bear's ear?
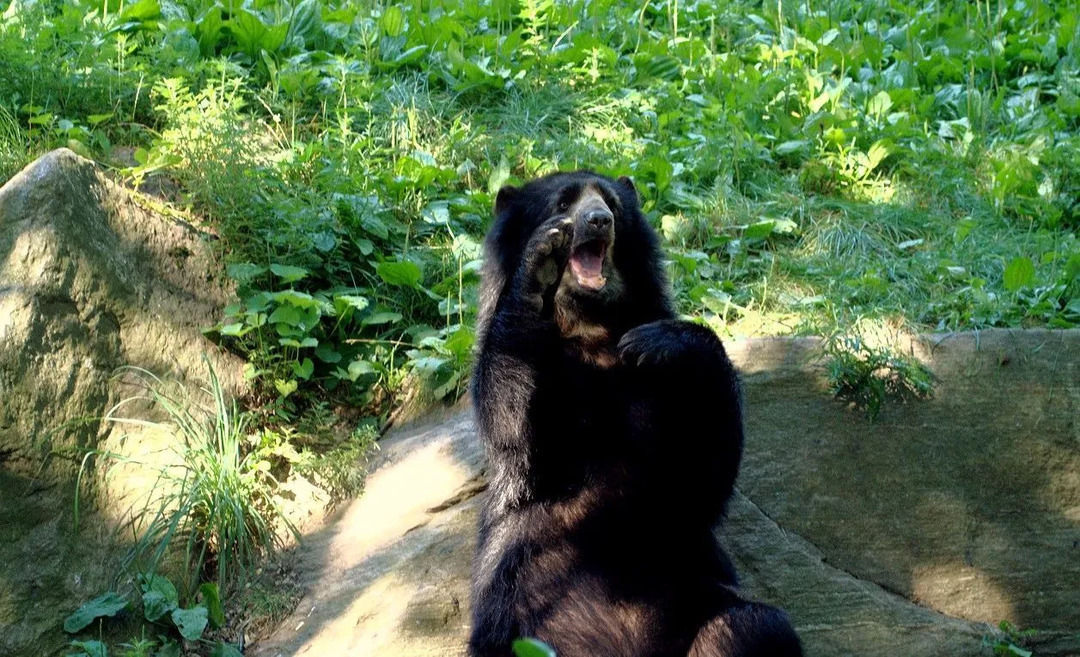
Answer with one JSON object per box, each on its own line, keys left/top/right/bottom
{"left": 495, "top": 185, "right": 520, "bottom": 216}
{"left": 616, "top": 175, "right": 637, "bottom": 200}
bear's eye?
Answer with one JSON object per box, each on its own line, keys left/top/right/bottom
{"left": 557, "top": 200, "right": 571, "bottom": 212}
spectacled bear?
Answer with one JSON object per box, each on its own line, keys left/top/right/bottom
{"left": 469, "top": 171, "right": 802, "bottom": 657}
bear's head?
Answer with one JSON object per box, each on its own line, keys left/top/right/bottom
{"left": 478, "top": 170, "right": 673, "bottom": 342}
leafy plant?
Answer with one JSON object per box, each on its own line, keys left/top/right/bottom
{"left": 512, "top": 637, "right": 557, "bottom": 657}
{"left": 63, "top": 574, "right": 239, "bottom": 657}
{"left": 824, "top": 333, "right": 934, "bottom": 421}
{"left": 984, "top": 620, "right": 1037, "bottom": 656}
{"left": 87, "top": 362, "right": 294, "bottom": 594}
{"left": 5, "top": 0, "right": 1080, "bottom": 409}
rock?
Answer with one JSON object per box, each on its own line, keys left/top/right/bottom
{"left": 254, "top": 329, "right": 1080, "bottom": 657}
{"left": 733, "top": 330, "right": 1080, "bottom": 654}
{"left": 0, "top": 149, "right": 240, "bottom": 656}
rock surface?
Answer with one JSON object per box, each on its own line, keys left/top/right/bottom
{"left": 0, "top": 149, "right": 239, "bottom": 656}
{"left": 254, "top": 330, "right": 1080, "bottom": 657}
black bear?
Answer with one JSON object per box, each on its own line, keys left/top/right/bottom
{"left": 469, "top": 170, "right": 802, "bottom": 657}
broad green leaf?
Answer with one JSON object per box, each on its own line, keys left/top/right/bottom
{"left": 488, "top": 155, "right": 511, "bottom": 195}
{"left": 268, "top": 304, "right": 303, "bottom": 326}
{"left": 380, "top": 5, "right": 404, "bottom": 37}
{"left": 774, "top": 140, "right": 808, "bottom": 156}
{"left": 67, "top": 640, "right": 108, "bottom": 657}
{"left": 141, "top": 590, "right": 172, "bottom": 622}
{"left": 744, "top": 221, "right": 775, "bottom": 240}
{"left": 818, "top": 28, "right": 840, "bottom": 45}
{"left": 867, "top": 90, "right": 892, "bottom": 117}
{"left": 376, "top": 260, "right": 422, "bottom": 287}
{"left": 219, "top": 323, "right": 248, "bottom": 337}
{"left": 229, "top": 9, "right": 287, "bottom": 57}
{"left": 272, "top": 289, "right": 319, "bottom": 309}
{"left": 287, "top": 0, "right": 321, "bottom": 43}
{"left": 199, "top": 583, "right": 225, "bottom": 629}
{"left": 195, "top": 6, "right": 224, "bottom": 56}
{"left": 274, "top": 379, "right": 298, "bottom": 397}
{"left": 139, "top": 573, "right": 178, "bottom": 621}
{"left": 270, "top": 264, "right": 309, "bottom": 283}
{"left": 64, "top": 592, "right": 128, "bottom": 633}
{"left": 347, "top": 359, "right": 375, "bottom": 380}
{"left": 1064, "top": 253, "right": 1080, "bottom": 281}
{"left": 334, "top": 294, "right": 369, "bottom": 316}
{"left": 227, "top": 263, "right": 267, "bottom": 282}
{"left": 410, "top": 356, "right": 448, "bottom": 373}
{"left": 443, "top": 328, "right": 475, "bottom": 358}
{"left": 361, "top": 311, "right": 402, "bottom": 326}
{"left": 171, "top": 606, "right": 208, "bottom": 641}
{"left": 314, "top": 344, "right": 343, "bottom": 363}
{"left": 512, "top": 638, "right": 557, "bottom": 657}
{"left": 1003, "top": 257, "right": 1035, "bottom": 292}
{"left": 292, "top": 358, "right": 314, "bottom": 380}
{"left": 210, "top": 642, "right": 244, "bottom": 657}
{"left": 865, "top": 140, "right": 892, "bottom": 171}
{"left": 120, "top": 0, "right": 159, "bottom": 21}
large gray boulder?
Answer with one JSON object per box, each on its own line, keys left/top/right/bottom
{"left": 0, "top": 149, "right": 240, "bottom": 656}
{"left": 254, "top": 330, "right": 1080, "bottom": 657}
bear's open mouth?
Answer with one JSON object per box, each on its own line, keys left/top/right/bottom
{"left": 569, "top": 240, "right": 608, "bottom": 291}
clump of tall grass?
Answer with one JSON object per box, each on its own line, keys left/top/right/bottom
{"left": 0, "top": 103, "right": 28, "bottom": 182}
{"left": 81, "top": 361, "right": 293, "bottom": 594}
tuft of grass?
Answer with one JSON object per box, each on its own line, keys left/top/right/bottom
{"left": 88, "top": 362, "right": 294, "bottom": 595}
{"left": 823, "top": 332, "right": 934, "bottom": 421}
{"left": 0, "top": 103, "right": 29, "bottom": 182}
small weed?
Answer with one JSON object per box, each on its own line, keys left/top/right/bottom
{"left": 295, "top": 423, "right": 378, "bottom": 506}
{"left": 984, "top": 620, "right": 1037, "bottom": 656}
{"left": 824, "top": 333, "right": 933, "bottom": 421}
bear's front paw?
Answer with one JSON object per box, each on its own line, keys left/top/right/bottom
{"left": 517, "top": 216, "right": 574, "bottom": 309}
{"left": 618, "top": 320, "right": 721, "bottom": 368}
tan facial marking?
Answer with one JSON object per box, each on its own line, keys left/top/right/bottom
{"left": 567, "top": 183, "right": 608, "bottom": 216}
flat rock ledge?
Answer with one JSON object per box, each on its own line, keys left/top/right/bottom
{"left": 255, "top": 329, "right": 1080, "bottom": 657}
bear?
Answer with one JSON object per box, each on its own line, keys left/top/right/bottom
{"left": 469, "top": 170, "right": 802, "bottom": 657}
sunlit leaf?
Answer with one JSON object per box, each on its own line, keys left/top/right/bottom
{"left": 270, "top": 264, "right": 309, "bottom": 283}
{"left": 64, "top": 593, "right": 127, "bottom": 633}
{"left": 1003, "top": 257, "right": 1035, "bottom": 292}
{"left": 171, "top": 606, "right": 208, "bottom": 641}
{"left": 376, "top": 261, "right": 422, "bottom": 287}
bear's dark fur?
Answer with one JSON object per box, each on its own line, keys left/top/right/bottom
{"left": 469, "top": 171, "right": 802, "bottom": 657}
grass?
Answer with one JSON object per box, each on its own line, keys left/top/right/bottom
{"left": 93, "top": 364, "right": 291, "bottom": 595}
{"left": 3, "top": 0, "right": 1078, "bottom": 422}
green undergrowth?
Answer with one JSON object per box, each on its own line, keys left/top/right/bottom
{"left": 2, "top": 0, "right": 1078, "bottom": 416}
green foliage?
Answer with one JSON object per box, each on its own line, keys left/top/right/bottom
{"left": 86, "top": 363, "right": 293, "bottom": 594}
{"left": 3, "top": 0, "right": 1079, "bottom": 411}
{"left": 984, "top": 620, "right": 1037, "bottom": 656}
{"left": 292, "top": 422, "right": 379, "bottom": 505}
{"left": 63, "top": 592, "right": 128, "bottom": 633}
{"left": 824, "top": 333, "right": 933, "bottom": 420}
{"left": 64, "top": 574, "right": 238, "bottom": 657}
{"left": 512, "top": 637, "right": 558, "bottom": 657}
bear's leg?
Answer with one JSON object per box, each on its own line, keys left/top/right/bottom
{"left": 468, "top": 516, "right": 529, "bottom": 656}
{"left": 688, "top": 602, "right": 803, "bottom": 657}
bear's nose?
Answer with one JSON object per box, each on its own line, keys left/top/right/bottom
{"left": 584, "top": 208, "right": 613, "bottom": 228}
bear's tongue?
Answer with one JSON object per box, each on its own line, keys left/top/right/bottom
{"left": 570, "top": 241, "right": 607, "bottom": 290}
